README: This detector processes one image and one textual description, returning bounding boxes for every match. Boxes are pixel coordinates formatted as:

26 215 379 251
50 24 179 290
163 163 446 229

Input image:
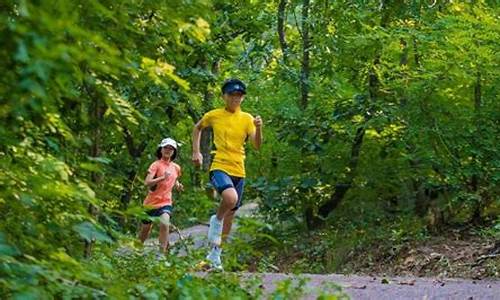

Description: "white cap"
158 138 178 149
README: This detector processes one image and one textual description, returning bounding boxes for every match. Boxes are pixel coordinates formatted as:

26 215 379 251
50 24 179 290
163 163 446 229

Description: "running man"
192 78 263 269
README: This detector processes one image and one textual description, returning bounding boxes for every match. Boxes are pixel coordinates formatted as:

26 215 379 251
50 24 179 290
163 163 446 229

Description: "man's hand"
254 115 263 128
250 115 263 150
192 151 203 167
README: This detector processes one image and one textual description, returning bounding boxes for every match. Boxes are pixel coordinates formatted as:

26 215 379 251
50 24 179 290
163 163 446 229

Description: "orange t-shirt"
143 160 181 208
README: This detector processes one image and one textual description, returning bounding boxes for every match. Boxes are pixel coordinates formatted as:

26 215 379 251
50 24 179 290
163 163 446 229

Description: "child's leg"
139 223 153 243
158 213 170 253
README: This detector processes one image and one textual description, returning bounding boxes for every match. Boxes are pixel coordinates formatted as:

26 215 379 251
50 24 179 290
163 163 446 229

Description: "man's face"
223 91 245 109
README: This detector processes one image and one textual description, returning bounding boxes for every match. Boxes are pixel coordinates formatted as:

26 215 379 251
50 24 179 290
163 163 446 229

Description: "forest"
1 0 499 298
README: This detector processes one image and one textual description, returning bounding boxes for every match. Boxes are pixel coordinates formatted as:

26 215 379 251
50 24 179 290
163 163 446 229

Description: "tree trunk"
399 38 408 66
413 37 420 67
277 0 289 65
471 70 482 224
84 84 105 258
318 127 366 218
200 127 213 171
299 0 311 225
399 36 430 217
192 60 219 188
471 70 481 193
120 126 147 210
414 182 429 216
299 0 310 109
201 60 218 172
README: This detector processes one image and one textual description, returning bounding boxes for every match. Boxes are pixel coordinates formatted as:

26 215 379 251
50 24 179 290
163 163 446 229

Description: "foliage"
239 0 499 274
242 197 429 274
0 0 265 297
0 238 262 298
1 0 499 296
244 0 499 227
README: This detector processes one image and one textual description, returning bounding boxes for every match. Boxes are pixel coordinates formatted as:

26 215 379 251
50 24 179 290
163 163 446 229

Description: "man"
192 78 263 270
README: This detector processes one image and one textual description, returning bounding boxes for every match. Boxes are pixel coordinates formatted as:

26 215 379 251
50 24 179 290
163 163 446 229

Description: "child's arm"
174 165 183 191
144 170 169 187
174 180 184 191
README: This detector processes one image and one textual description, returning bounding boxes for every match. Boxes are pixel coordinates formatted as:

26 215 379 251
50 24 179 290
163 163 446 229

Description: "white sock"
214 215 223 224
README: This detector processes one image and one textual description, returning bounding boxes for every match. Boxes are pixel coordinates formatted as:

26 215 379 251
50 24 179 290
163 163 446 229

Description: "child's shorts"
142 205 172 224
209 170 245 211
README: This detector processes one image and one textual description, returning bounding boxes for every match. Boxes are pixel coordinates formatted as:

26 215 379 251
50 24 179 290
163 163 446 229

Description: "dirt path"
244 272 500 299
158 204 500 299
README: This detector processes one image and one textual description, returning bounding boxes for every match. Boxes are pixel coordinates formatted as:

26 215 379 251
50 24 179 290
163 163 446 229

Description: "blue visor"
223 83 246 94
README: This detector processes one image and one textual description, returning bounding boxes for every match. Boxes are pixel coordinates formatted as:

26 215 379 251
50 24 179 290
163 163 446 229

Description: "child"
139 138 183 253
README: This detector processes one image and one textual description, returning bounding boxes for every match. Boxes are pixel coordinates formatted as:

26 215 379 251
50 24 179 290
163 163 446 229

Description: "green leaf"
72 222 112 243
13 289 42 300
15 41 29 63
0 244 19 256
0 232 20 256
79 162 102 172
87 156 113 164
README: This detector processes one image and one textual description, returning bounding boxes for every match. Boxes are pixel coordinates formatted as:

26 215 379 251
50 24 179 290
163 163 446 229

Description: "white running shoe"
206 246 223 271
207 215 223 246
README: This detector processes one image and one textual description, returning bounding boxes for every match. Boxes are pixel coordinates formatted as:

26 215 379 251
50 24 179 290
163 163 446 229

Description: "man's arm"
192 120 204 166
250 115 263 150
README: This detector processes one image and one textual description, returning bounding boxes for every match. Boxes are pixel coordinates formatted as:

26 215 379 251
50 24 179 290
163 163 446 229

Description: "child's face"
161 146 175 159
223 92 245 110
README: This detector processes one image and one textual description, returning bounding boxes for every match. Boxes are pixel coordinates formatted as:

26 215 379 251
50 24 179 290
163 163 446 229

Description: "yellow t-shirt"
200 107 256 177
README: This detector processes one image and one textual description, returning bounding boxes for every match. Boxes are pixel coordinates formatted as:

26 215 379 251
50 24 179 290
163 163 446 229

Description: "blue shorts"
210 170 245 211
142 205 172 224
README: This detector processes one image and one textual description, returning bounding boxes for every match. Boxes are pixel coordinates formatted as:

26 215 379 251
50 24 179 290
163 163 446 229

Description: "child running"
139 137 183 254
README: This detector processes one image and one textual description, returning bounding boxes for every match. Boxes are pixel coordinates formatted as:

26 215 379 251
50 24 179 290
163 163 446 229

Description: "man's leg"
217 187 238 221
158 213 170 253
222 177 243 242
206 189 238 270
222 209 236 243
208 187 237 245
206 171 243 269
139 223 153 243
